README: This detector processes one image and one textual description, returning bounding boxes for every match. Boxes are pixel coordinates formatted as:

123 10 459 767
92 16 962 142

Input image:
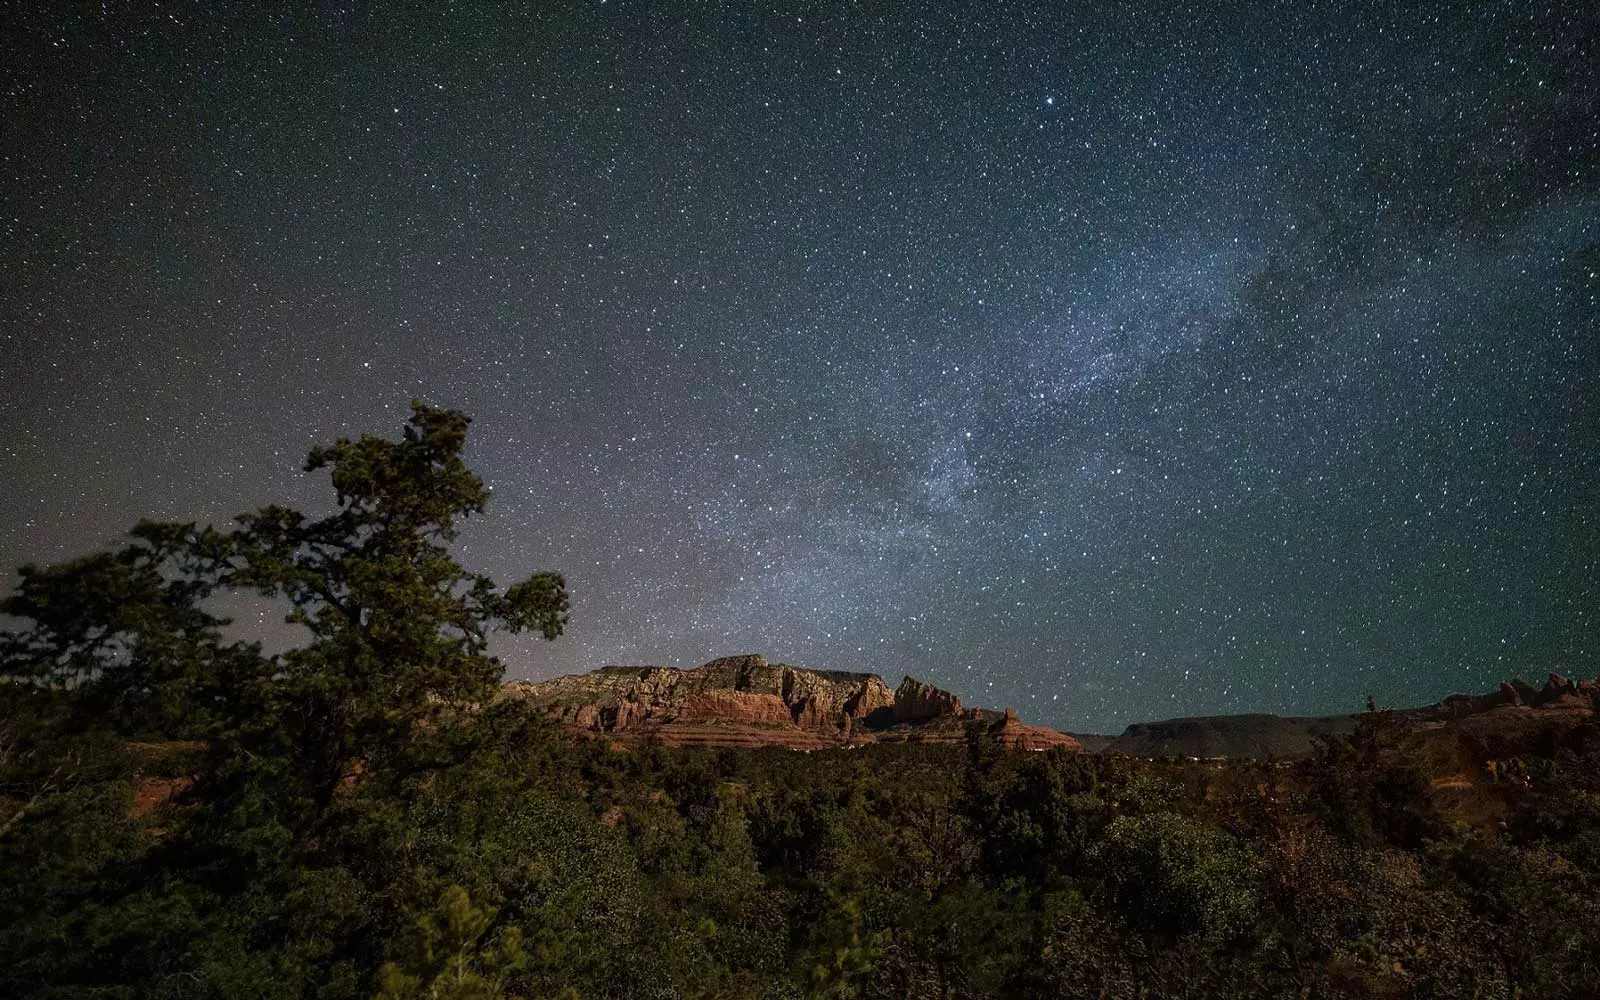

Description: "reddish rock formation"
640 722 841 750
844 678 896 721
992 706 1083 752
503 655 1079 753
505 654 915 749
679 690 794 725
893 676 964 723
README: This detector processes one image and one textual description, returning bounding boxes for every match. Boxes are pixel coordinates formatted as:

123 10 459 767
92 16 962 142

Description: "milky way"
2 3 1596 730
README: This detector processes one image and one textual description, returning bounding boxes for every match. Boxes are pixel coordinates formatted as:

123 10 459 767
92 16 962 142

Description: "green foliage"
5 401 1600 999
0 522 257 738
1096 810 1262 941
375 886 523 1000
804 897 880 1000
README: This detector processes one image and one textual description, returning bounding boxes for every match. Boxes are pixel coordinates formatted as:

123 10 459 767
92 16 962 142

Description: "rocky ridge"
1424 673 1599 719
1096 671 1600 759
503 654 1081 752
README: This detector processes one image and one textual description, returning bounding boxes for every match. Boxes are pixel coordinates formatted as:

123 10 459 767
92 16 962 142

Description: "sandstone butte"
500 653 1083 752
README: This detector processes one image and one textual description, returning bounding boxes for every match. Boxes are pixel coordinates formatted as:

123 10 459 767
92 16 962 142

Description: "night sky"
3 3 1596 731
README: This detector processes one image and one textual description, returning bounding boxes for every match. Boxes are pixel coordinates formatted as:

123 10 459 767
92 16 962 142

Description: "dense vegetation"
4 405 1598 999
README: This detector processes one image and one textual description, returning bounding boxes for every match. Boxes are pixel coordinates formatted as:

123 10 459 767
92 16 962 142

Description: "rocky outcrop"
503 654 892 744
679 690 795 726
893 676 964 723
992 706 1083 752
1429 672 1597 719
504 655 1078 753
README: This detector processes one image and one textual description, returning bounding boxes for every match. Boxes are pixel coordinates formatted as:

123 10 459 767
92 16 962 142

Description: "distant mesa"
502 654 1082 752
1085 670 1600 760
1099 713 1358 760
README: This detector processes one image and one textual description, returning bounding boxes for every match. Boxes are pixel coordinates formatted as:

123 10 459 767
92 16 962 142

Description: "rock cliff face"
893 676 964 723
503 654 1081 752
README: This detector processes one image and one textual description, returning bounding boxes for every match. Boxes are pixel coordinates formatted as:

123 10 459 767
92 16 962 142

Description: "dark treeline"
3 405 1598 999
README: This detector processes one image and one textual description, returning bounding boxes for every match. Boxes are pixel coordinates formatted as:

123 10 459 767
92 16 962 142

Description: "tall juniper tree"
0 402 573 998
220 402 568 806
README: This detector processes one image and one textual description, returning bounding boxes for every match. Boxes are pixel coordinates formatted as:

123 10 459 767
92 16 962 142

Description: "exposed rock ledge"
502 654 1081 753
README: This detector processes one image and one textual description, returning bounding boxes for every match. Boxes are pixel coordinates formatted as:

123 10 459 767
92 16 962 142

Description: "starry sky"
2 2 1596 731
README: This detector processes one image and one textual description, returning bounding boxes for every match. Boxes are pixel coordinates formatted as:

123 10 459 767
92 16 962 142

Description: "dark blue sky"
2 2 1595 730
